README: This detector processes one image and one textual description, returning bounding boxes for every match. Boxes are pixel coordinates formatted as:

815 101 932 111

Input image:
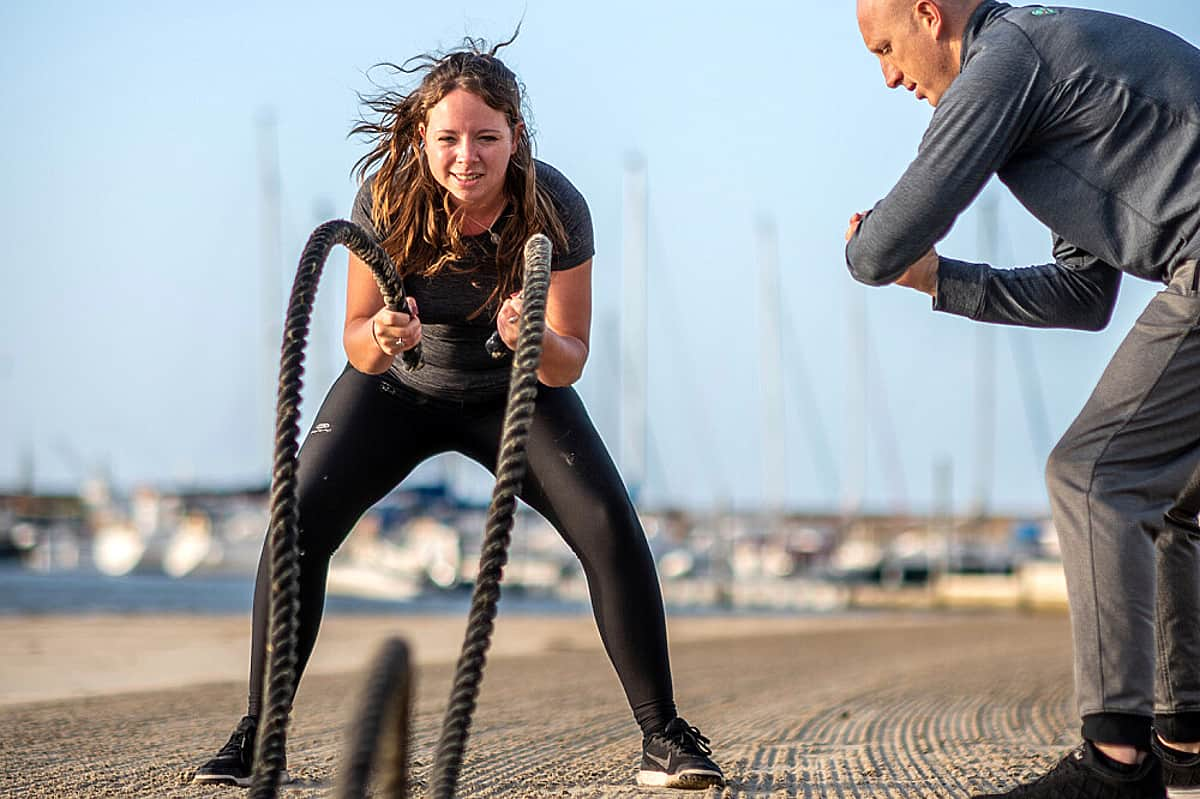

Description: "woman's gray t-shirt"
351 159 593 402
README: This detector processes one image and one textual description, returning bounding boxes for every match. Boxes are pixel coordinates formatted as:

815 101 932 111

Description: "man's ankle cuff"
1155 712 1200 744
1083 713 1152 750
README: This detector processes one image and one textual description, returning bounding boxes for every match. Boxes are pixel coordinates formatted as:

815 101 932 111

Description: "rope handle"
386 297 422 372
484 329 510 360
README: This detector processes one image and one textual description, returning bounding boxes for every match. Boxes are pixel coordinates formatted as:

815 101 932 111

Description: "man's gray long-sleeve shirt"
845 1 1200 330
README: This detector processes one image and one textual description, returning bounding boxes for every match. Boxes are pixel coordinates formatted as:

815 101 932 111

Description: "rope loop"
251 222 552 799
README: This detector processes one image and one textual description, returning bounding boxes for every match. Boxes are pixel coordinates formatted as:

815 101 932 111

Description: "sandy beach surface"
0 609 1076 797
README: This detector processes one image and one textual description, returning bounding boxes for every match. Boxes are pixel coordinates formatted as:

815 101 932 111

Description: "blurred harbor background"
9 0 1198 620
0 475 1068 616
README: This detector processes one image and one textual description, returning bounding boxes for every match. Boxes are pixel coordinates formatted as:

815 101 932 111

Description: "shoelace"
664 723 713 757
216 723 254 759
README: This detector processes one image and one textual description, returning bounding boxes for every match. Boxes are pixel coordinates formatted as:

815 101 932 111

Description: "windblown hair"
350 32 568 318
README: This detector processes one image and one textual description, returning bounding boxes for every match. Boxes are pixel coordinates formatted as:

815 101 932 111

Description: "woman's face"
420 87 521 212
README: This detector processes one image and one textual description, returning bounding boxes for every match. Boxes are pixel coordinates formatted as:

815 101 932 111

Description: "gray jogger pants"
1045 259 1200 748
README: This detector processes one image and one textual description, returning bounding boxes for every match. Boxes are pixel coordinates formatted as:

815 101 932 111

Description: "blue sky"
2 1 1197 514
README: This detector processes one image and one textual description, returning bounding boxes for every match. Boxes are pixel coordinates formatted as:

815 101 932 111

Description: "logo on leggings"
1030 6 1058 15
312 423 332 435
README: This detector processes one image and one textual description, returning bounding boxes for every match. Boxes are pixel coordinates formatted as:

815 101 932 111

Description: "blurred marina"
0 474 1068 616
0 161 1076 618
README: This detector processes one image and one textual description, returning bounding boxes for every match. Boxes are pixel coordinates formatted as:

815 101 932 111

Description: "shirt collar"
961 1 1012 68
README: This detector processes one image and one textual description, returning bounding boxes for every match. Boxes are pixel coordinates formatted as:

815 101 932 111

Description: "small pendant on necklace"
488 230 500 245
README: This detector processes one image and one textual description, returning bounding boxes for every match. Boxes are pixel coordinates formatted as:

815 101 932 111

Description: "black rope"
249 219 551 798
429 234 553 799
335 638 414 799
249 219 421 799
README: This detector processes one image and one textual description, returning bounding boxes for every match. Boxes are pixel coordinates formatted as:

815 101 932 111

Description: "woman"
192 37 724 791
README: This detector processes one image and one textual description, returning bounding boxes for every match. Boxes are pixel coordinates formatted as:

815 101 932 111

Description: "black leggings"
247 365 676 736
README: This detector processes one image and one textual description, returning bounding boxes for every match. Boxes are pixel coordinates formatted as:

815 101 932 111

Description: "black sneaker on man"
972 741 1165 798
193 715 260 787
636 716 725 789
1152 735 1200 798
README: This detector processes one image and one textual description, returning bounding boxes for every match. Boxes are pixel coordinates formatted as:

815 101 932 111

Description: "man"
845 1 1200 797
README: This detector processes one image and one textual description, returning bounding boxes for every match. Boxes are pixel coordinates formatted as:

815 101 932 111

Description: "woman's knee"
566 499 645 566
290 487 357 564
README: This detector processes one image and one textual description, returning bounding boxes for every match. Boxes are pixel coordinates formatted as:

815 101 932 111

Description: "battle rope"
430 234 551 799
250 219 552 798
335 638 413 799
249 219 421 799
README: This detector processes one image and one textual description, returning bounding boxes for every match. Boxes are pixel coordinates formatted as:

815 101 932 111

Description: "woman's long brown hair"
350 33 568 318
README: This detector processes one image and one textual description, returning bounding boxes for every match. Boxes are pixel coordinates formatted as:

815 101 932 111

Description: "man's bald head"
855 0 983 107
856 0 908 25
862 0 981 16
858 0 981 32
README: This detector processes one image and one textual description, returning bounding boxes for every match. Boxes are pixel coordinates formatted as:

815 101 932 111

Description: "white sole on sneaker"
1167 788 1200 798
191 769 291 788
191 773 251 788
636 768 724 789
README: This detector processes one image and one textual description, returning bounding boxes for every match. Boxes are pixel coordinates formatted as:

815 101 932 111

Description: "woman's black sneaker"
972 741 1165 798
193 715 259 787
637 717 725 789
1152 735 1200 798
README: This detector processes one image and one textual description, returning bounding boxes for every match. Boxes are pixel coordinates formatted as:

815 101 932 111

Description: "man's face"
857 0 960 107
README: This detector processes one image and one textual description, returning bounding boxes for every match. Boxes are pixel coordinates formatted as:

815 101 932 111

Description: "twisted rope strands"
335 638 414 799
250 220 418 799
429 233 554 799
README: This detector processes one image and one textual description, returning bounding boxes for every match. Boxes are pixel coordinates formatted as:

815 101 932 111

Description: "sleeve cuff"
933 257 989 318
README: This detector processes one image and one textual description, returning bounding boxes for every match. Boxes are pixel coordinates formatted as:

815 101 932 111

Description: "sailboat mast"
620 154 649 500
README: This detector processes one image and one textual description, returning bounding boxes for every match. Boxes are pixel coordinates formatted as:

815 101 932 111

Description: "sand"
0 609 1077 797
